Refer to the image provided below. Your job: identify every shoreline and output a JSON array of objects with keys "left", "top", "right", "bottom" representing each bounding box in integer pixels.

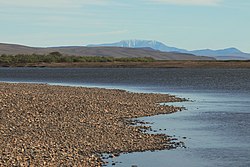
[
  {"left": 1, "top": 60, "right": 250, "bottom": 68},
  {"left": 0, "top": 82, "right": 184, "bottom": 166}
]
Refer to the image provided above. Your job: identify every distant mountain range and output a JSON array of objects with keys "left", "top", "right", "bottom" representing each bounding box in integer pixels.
[
  {"left": 1, "top": 40, "right": 248, "bottom": 60},
  {"left": 190, "top": 48, "right": 250, "bottom": 60},
  {"left": 0, "top": 43, "right": 214, "bottom": 61},
  {"left": 88, "top": 40, "right": 250, "bottom": 60}
]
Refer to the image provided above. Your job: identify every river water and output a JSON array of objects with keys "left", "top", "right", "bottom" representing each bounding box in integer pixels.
[{"left": 0, "top": 67, "right": 250, "bottom": 167}]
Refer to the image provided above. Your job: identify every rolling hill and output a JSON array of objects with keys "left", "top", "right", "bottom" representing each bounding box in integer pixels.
[{"left": 0, "top": 43, "right": 214, "bottom": 61}]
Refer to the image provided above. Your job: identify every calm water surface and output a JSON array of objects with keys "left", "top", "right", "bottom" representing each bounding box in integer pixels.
[{"left": 1, "top": 68, "right": 250, "bottom": 167}]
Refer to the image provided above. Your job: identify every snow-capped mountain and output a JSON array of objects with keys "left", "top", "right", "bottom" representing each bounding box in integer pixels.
[{"left": 88, "top": 39, "right": 188, "bottom": 53}]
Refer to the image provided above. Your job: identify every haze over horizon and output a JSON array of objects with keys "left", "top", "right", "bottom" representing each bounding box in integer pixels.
[{"left": 0, "top": 0, "right": 249, "bottom": 52}]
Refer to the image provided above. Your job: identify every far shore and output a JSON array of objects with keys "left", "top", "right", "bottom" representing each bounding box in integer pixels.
[
  {"left": 1, "top": 60, "right": 250, "bottom": 68},
  {"left": 0, "top": 82, "right": 184, "bottom": 166}
]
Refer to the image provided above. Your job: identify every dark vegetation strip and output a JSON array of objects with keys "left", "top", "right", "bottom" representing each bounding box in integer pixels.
[
  {"left": 0, "top": 52, "right": 155, "bottom": 64},
  {"left": 1, "top": 52, "right": 250, "bottom": 69}
]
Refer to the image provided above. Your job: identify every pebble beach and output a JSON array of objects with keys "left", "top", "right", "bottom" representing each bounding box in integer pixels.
[{"left": 0, "top": 82, "right": 183, "bottom": 166}]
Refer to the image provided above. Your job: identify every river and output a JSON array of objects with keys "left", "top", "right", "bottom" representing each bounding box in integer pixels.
[{"left": 1, "top": 67, "right": 250, "bottom": 167}]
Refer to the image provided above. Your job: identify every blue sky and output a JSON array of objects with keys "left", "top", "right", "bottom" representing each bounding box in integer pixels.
[{"left": 0, "top": 0, "right": 249, "bottom": 52}]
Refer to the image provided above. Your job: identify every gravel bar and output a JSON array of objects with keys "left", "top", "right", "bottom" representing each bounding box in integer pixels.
[{"left": 0, "top": 82, "right": 184, "bottom": 166}]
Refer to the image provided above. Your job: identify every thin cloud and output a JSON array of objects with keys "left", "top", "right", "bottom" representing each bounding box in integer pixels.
[
  {"left": 0, "top": 0, "right": 113, "bottom": 8},
  {"left": 148, "top": 0, "right": 222, "bottom": 6},
  {"left": 79, "top": 30, "right": 129, "bottom": 37},
  {"left": 24, "top": 30, "right": 129, "bottom": 38}
]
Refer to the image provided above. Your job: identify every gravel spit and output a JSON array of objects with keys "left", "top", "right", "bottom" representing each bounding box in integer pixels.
[{"left": 0, "top": 82, "right": 183, "bottom": 166}]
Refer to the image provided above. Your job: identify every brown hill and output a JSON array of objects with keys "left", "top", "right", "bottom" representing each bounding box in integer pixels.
[{"left": 0, "top": 43, "right": 214, "bottom": 60}]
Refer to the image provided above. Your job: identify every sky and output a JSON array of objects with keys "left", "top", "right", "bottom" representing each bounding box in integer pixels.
[{"left": 0, "top": 0, "right": 249, "bottom": 52}]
